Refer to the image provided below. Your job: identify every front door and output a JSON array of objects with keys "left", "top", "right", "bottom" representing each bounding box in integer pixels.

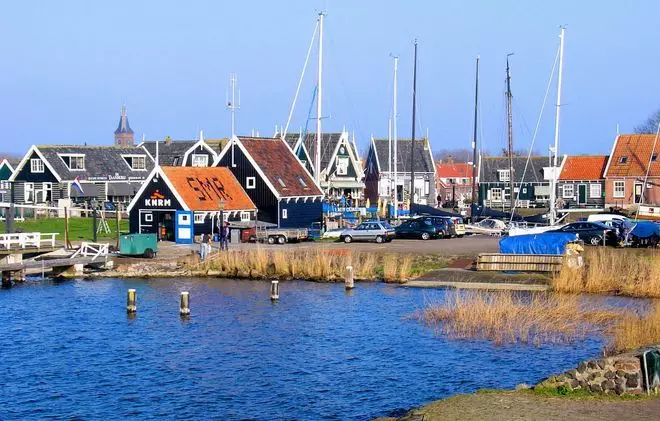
[
  {"left": 635, "top": 183, "right": 644, "bottom": 203},
  {"left": 139, "top": 210, "right": 154, "bottom": 234},
  {"left": 578, "top": 184, "right": 587, "bottom": 205},
  {"left": 175, "top": 210, "right": 194, "bottom": 244}
]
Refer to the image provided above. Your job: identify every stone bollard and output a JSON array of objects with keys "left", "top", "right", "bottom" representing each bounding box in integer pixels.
[
  {"left": 180, "top": 291, "right": 190, "bottom": 316},
  {"left": 345, "top": 265, "right": 354, "bottom": 290},
  {"left": 270, "top": 280, "right": 279, "bottom": 301},
  {"left": 126, "top": 289, "right": 137, "bottom": 313}
]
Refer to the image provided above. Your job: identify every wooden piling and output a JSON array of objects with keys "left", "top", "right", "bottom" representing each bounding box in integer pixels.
[
  {"left": 345, "top": 265, "right": 355, "bottom": 290},
  {"left": 127, "top": 289, "right": 137, "bottom": 313},
  {"left": 180, "top": 291, "right": 190, "bottom": 315},
  {"left": 270, "top": 280, "right": 279, "bottom": 301}
]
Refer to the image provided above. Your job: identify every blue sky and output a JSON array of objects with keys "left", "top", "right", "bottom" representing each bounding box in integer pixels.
[{"left": 0, "top": 0, "right": 658, "bottom": 157}]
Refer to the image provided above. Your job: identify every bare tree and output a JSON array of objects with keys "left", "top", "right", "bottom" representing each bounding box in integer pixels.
[
  {"left": 500, "top": 148, "right": 540, "bottom": 157},
  {"left": 634, "top": 109, "right": 660, "bottom": 134}
]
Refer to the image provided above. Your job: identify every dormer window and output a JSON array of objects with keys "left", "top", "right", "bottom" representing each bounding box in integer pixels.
[
  {"left": 191, "top": 154, "right": 208, "bottom": 167},
  {"left": 59, "top": 154, "right": 85, "bottom": 171},
  {"left": 619, "top": 156, "right": 628, "bottom": 164},
  {"left": 652, "top": 153, "right": 658, "bottom": 162},
  {"left": 277, "top": 177, "right": 286, "bottom": 188},
  {"left": 498, "top": 169, "right": 510, "bottom": 182},
  {"left": 122, "top": 155, "right": 147, "bottom": 171}
]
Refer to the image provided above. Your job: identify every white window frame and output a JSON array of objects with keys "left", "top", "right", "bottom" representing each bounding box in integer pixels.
[
  {"left": 246, "top": 177, "right": 256, "bottom": 189},
  {"left": 589, "top": 183, "right": 601, "bottom": 199},
  {"left": 132, "top": 155, "right": 146, "bottom": 170},
  {"left": 144, "top": 213, "right": 153, "bottom": 222},
  {"left": 613, "top": 181, "right": 625, "bottom": 198},
  {"left": 424, "top": 180, "right": 430, "bottom": 195},
  {"left": 40, "top": 182, "right": 53, "bottom": 203},
  {"left": 0, "top": 181, "right": 9, "bottom": 190},
  {"left": 336, "top": 157, "right": 349, "bottom": 176},
  {"left": 498, "top": 170, "right": 510, "bottom": 182},
  {"left": 562, "top": 184, "right": 574, "bottom": 199},
  {"left": 194, "top": 212, "right": 206, "bottom": 224},
  {"left": 240, "top": 211, "right": 251, "bottom": 221},
  {"left": 24, "top": 182, "right": 35, "bottom": 203},
  {"left": 282, "top": 208, "right": 288, "bottom": 219},
  {"left": 191, "top": 154, "right": 209, "bottom": 167},
  {"left": 491, "top": 188, "right": 502, "bottom": 201},
  {"left": 30, "top": 159, "right": 44, "bottom": 173}
]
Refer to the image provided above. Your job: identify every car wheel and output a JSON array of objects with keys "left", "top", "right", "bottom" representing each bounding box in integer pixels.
[
  {"left": 590, "top": 236, "right": 602, "bottom": 246},
  {"left": 267, "top": 236, "right": 276, "bottom": 245},
  {"left": 277, "top": 236, "right": 286, "bottom": 244},
  {"left": 343, "top": 235, "right": 353, "bottom": 243},
  {"left": 421, "top": 232, "right": 430, "bottom": 240},
  {"left": 375, "top": 236, "right": 384, "bottom": 244}
]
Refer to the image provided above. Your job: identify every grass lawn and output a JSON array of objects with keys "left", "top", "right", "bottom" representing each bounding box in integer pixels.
[{"left": 0, "top": 217, "right": 129, "bottom": 243}]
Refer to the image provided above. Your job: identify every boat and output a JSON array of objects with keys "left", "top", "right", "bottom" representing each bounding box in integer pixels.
[{"left": 465, "top": 218, "right": 507, "bottom": 236}]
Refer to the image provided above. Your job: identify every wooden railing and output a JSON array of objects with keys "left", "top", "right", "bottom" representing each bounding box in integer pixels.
[
  {"left": 0, "top": 232, "right": 58, "bottom": 251},
  {"left": 70, "top": 242, "right": 109, "bottom": 260}
]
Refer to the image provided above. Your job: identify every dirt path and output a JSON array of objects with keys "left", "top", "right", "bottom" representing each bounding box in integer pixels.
[{"left": 377, "top": 391, "right": 660, "bottom": 421}]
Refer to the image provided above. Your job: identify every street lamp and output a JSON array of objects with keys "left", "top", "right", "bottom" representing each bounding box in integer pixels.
[{"left": 218, "top": 198, "right": 226, "bottom": 232}]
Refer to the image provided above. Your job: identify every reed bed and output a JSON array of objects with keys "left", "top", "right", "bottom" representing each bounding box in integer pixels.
[
  {"left": 611, "top": 301, "right": 660, "bottom": 353},
  {"left": 553, "top": 248, "right": 660, "bottom": 298},
  {"left": 418, "top": 291, "right": 621, "bottom": 346}
]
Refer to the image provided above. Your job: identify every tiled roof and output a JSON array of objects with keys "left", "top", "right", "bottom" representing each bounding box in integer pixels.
[
  {"left": 479, "top": 156, "right": 547, "bottom": 183},
  {"left": 284, "top": 132, "right": 347, "bottom": 170},
  {"left": 161, "top": 166, "right": 256, "bottom": 211},
  {"left": 141, "top": 140, "right": 197, "bottom": 166},
  {"left": 559, "top": 155, "right": 607, "bottom": 180},
  {"left": 435, "top": 162, "right": 473, "bottom": 178},
  {"left": 372, "top": 138, "right": 435, "bottom": 173},
  {"left": 605, "top": 134, "right": 660, "bottom": 177},
  {"left": 238, "top": 137, "right": 323, "bottom": 197}
]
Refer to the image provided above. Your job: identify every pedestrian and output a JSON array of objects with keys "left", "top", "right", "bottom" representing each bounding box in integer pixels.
[
  {"left": 199, "top": 234, "right": 207, "bottom": 261},
  {"left": 220, "top": 222, "right": 229, "bottom": 251},
  {"left": 204, "top": 233, "right": 212, "bottom": 258}
]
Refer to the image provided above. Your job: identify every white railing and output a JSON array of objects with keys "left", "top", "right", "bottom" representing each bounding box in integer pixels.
[
  {"left": 0, "top": 232, "right": 58, "bottom": 251},
  {"left": 70, "top": 242, "right": 109, "bottom": 260}
]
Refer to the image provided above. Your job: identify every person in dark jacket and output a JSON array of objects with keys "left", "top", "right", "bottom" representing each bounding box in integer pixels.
[{"left": 220, "top": 222, "right": 229, "bottom": 251}]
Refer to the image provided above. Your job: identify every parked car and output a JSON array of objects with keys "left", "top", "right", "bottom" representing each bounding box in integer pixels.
[
  {"left": 339, "top": 221, "right": 396, "bottom": 243},
  {"left": 395, "top": 219, "right": 439, "bottom": 240},
  {"left": 549, "top": 221, "right": 617, "bottom": 246},
  {"left": 415, "top": 216, "right": 456, "bottom": 238}
]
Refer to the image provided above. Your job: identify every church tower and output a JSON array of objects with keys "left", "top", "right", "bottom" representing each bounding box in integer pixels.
[{"left": 114, "top": 106, "right": 134, "bottom": 147}]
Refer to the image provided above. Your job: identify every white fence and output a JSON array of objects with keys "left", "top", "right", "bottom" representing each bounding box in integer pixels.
[
  {"left": 0, "top": 232, "right": 58, "bottom": 251},
  {"left": 70, "top": 242, "right": 109, "bottom": 260}
]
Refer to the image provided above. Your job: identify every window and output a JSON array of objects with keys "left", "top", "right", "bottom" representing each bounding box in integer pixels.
[
  {"left": 240, "top": 211, "right": 251, "bottom": 221},
  {"left": 490, "top": 188, "right": 502, "bottom": 201},
  {"left": 298, "top": 177, "right": 307, "bottom": 187},
  {"left": 173, "top": 157, "right": 181, "bottom": 166},
  {"left": 618, "top": 156, "right": 628, "bottom": 164},
  {"left": 194, "top": 213, "right": 205, "bottom": 224},
  {"left": 424, "top": 180, "right": 430, "bottom": 195},
  {"left": 498, "top": 170, "right": 510, "bottom": 182},
  {"left": 191, "top": 154, "right": 208, "bottom": 167},
  {"left": 31, "top": 159, "right": 44, "bottom": 173},
  {"left": 246, "top": 177, "right": 256, "bottom": 189},
  {"left": 122, "top": 155, "right": 147, "bottom": 171},
  {"left": 144, "top": 214, "right": 153, "bottom": 222},
  {"left": 277, "top": 177, "right": 286, "bottom": 188},
  {"left": 0, "top": 181, "right": 9, "bottom": 190},
  {"left": 24, "top": 182, "right": 34, "bottom": 203},
  {"left": 282, "top": 208, "right": 288, "bottom": 219},
  {"left": 562, "top": 184, "right": 574, "bottom": 199},
  {"left": 40, "top": 182, "right": 52, "bottom": 203},
  {"left": 59, "top": 154, "right": 85, "bottom": 170},
  {"left": 336, "top": 157, "right": 349, "bottom": 175},
  {"left": 590, "top": 183, "right": 602, "bottom": 198},
  {"left": 652, "top": 153, "right": 658, "bottom": 162},
  {"left": 613, "top": 181, "right": 625, "bottom": 198}
]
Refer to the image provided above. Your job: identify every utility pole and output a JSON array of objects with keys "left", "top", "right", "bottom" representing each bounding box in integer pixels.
[
  {"left": 550, "top": 27, "right": 565, "bottom": 226},
  {"left": 471, "top": 56, "right": 480, "bottom": 208},
  {"left": 506, "top": 54, "right": 515, "bottom": 212},
  {"left": 409, "top": 40, "right": 418, "bottom": 207},
  {"left": 315, "top": 12, "right": 325, "bottom": 187}
]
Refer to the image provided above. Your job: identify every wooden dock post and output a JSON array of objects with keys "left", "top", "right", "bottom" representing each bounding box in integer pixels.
[
  {"left": 127, "top": 289, "right": 137, "bottom": 313},
  {"left": 1, "top": 271, "right": 11, "bottom": 288},
  {"left": 180, "top": 291, "right": 190, "bottom": 315},
  {"left": 345, "top": 265, "right": 355, "bottom": 290},
  {"left": 270, "top": 280, "right": 279, "bottom": 301}
]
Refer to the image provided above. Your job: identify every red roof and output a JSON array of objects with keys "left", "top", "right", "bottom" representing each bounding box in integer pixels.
[
  {"left": 559, "top": 155, "right": 608, "bottom": 180},
  {"left": 606, "top": 134, "right": 660, "bottom": 177},
  {"left": 238, "top": 137, "right": 323, "bottom": 197},
  {"left": 161, "top": 166, "right": 256, "bottom": 211},
  {"left": 435, "top": 162, "right": 473, "bottom": 178}
]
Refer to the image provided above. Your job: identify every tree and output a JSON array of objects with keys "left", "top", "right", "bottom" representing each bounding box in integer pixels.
[{"left": 634, "top": 109, "right": 660, "bottom": 134}]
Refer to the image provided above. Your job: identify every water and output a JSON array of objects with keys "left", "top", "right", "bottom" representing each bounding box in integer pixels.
[{"left": 0, "top": 278, "right": 626, "bottom": 420}]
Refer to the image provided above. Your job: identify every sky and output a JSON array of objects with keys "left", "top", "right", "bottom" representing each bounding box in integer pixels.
[{"left": 1, "top": 0, "right": 659, "bottom": 158}]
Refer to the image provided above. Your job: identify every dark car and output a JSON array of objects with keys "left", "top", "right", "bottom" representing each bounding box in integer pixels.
[
  {"left": 395, "top": 219, "right": 439, "bottom": 240},
  {"left": 550, "top": 221, "right": 617, "bottom": 246},
  {"left": 416, "top": 216, "right": 456, "bottom": 238}
]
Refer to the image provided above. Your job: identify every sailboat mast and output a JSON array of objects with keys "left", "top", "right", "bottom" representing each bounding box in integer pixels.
[
  {"left": 550, "top": 27, "right": 565, "bottom": 225},
  {"left": 392, "top": 55, "right": 399, "bottom": 218},
  {"left": 409, "top": 40, "right": 418, "bottom": 206},
  {"left": 315, "top": 12, "right": 324, "bottom": 187},
  {"left": 506, "top": 54, "right": 515, "bottom": 212},
  {"left": 471, "top": 56, "right": 480, "bottom": 207}
]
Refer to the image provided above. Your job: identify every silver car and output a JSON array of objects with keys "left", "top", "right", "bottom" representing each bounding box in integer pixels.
[{"left": 339, "top": 221, "right": 396, "bottom": 243}]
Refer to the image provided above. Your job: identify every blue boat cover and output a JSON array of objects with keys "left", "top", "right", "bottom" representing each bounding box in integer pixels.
[
  {"left": 499, "top": 232, "right": 578, "bottom": 255},
  {"left": 631, "top": 221, "right": 660, "bottom": 239}
]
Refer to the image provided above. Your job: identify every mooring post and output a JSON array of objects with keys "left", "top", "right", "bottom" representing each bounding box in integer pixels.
[
  {"left": 180, "top": 291, "right": 190, "bottom": 315},
  {"left": 1, "top": 271, "right": 11, "bottom": 288},
  {"left": 127, "top": 289, "right": 137, "bottom": 313},
  {"left": 345, "top": 265, "right": 355, "bottom": 290},
  {"left": 270, "top": 280, "right": 279, "bottom": 301}
]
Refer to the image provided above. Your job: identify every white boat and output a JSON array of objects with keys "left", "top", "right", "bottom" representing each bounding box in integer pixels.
[{"left": 465, "top": 218, "right": 507, "bottom": 236}]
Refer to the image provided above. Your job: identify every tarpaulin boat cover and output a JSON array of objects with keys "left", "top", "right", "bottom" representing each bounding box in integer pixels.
[
  {"left": 471, "top": 205, "right": 523, "bottom": 221},
  {"left": 631, "top": 221, "right": 660, "bottom": 239},
  {"left": 411, "top": 203, "right": 461, "bottom": 218},
  {"left": 499, "top": 232, "right": 578, "bottom": 255}
]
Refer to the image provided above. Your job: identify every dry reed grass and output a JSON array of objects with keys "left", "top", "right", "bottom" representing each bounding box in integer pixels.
[
  {"left": 418, "top": 291, "right": 621, "bottom": 346},
  {"left": 553, "top": 248, "right": 660, "bottom": 298},
  {"left": 611, "top": 301, "right": 660, "bottom": 353}
]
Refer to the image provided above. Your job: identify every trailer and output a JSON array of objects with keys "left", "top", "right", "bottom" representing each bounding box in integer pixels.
[{"left": 254, "top": 227, "right": 310, "bottom": 244}]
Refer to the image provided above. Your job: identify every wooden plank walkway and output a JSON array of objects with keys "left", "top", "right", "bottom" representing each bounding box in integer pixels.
[
  {"left": 0, "top": 256, "right": 107, "bottom": 272},
  {"left": 476, "top": 253, "right": 564, "bottom": 273}
]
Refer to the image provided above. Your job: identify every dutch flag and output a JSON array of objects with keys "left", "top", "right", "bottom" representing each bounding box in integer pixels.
[{"left": 72, "top": 176, "right": 84, "bottom": 195}]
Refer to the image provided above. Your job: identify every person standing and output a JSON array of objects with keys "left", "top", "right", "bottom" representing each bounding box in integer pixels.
[
  {"left": 220, "top": 222, "right": 229, "bottom": 251},
  {"left": 199, "top": 234, "right": 207, "bottom": 261}
]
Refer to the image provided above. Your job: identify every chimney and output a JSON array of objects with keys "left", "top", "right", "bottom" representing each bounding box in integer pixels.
[{"left": 165, "top": 136, "right": 172, "bottom": 145}]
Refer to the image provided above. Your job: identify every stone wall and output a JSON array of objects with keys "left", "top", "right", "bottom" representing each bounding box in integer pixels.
[{"left": 537, "top": 344, "right": 660, "bottom": 395}]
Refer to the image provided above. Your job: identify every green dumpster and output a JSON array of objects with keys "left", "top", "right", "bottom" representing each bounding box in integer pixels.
[{"left": 119, "top": 233, "right": 158, "bottom": 258}]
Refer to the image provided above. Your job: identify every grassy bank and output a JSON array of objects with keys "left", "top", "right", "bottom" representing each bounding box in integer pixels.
[
  {"left": 553, "top": 247, "right": 660, "bottom": 298},
  {"left": 0, "top": 217, "right": 128, "bottom": 243}
]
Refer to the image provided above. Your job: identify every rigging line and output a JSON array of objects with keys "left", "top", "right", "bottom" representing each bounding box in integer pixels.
[
  {"left": 635, "top": 123, "right": 660, "bottom": 219},
  {"left": 283, "top": 20, "right": 319, "bottom": 140},
  {"left": 509, "top": 45, "right": 560, "bottom": 223}
]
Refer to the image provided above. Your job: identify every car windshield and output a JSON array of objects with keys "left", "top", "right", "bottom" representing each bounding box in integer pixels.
[{"left": 380, "top": 222, "right": 394, "bottom": 230}]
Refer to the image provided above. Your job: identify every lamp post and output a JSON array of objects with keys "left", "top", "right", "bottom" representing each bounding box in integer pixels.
[{"left": 218, "top": 198, "right": 226, "bottom": 236}]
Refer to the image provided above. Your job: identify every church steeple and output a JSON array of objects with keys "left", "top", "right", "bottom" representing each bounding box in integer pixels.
[{"left": 114, "top": 106, "right": 135, "bottom": 147}]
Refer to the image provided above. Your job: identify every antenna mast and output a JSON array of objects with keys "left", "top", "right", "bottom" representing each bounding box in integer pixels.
[
  {"left": 471, "top": 56, "right": 480, "bottom": 208},
  {"left": 392, "top": 55, "right": 399, "bottom": 218},
  {"left": 315, "top": 12, "right": 325, "bottom": 187},
  {"left": 227, "top": 73, "right": 240, "bottom": 138},
  {"left": 409, "top": 40, "right": 418, "bottom": 207},
  {"left": 506, "top": 54, "right": 515, "bottom": 212},
  {"left": 550, "top": 27, "right": 565, "bottom": 225}
]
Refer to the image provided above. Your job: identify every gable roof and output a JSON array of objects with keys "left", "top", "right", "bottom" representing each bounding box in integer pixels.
[
  {"left": 604, "top": 134, "right": 660, "bottom": 177},
  {"left": 479, "top": 156, "right": 548, "bottom": 183},
  {"left": 285, "top": 132, "right": 350, "bottom": 171},
  {"left": 0, "top": 159, "right": 15, "bottom": 173},
  {"left": 11, "top": 145, "right": 154, "bottom": 182},
  {"left": 371, "top": 138, "right": 435, "bottom": 173},
  {"left": 227, "top": 136, "right": 323, "bottom": 198},
  {"left": 160, "top": 166, "right": 256, "bottom": 211},
  {"left": 140, "top": 139, "right": 215, "bottom": 166},
  {"left": 559, "top": 155, "right": 607, "bottom": 180},
  {"left": 435, "top": 162, "right": 473, "bottom": 179}
]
